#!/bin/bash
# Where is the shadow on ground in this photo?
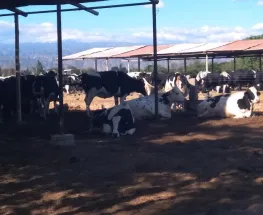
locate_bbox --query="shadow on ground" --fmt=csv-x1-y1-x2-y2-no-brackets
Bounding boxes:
1,111,263,214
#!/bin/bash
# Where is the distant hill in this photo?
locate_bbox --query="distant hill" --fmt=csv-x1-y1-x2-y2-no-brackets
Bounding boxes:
0,40,147,70
0,39,230,71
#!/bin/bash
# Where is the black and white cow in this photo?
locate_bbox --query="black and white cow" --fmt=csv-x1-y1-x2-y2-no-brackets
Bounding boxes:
197,86,260,119
63,74,81,94
196,71,231,95
228,69,256,90
78,71,147,115
164,72,191,111
253,70,263,90
32,71,59,119
91,102,136,138
124,84,186,120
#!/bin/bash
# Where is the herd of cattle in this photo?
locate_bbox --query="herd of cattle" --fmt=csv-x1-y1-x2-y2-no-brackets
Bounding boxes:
0,69,261,138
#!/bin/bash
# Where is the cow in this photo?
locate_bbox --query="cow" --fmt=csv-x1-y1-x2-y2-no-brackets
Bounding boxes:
228,69,256,91
141,72,190,112
196,71,231,95
63,75,81,94
254,70,263,90
32,71,59,119
164,72,191,111
124,85,186,120
197,86,260,119
91,102,136,138
78,71,147,116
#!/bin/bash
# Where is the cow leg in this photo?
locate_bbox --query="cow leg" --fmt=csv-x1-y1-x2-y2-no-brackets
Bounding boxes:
233,115,246,119
111,115,121,138
114,96,119,106
65,85,69,94
44,96,51,119
102,123,112,135
216,86,220,94
84,89,96,116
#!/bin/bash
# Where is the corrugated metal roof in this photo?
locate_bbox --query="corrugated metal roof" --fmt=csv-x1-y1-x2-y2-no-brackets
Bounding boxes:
80,45,146,59
180,42,230,54
112,45,173,58
157,43,205,55
208,39,263,52
62,47,112,60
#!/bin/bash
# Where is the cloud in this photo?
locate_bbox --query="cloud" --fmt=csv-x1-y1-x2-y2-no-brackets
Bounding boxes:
252,23,263,30
144,0,164,8
257,0,263,5
0,20,262,45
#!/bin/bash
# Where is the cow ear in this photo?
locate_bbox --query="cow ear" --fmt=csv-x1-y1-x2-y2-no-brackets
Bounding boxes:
243,92,250,107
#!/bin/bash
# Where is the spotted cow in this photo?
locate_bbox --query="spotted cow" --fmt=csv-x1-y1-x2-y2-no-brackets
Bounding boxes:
91,102,136,138
79,71,147,115
125,85,186,120
197,86,260,119
164,72,191,111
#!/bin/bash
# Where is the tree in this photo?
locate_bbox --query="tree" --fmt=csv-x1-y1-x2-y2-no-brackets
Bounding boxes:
35,60,44,75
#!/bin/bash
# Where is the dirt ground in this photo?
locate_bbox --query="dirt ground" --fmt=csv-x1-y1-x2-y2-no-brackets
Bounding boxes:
1,91,263,215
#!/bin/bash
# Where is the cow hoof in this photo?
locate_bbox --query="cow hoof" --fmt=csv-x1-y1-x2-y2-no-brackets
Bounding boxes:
112,133,120,138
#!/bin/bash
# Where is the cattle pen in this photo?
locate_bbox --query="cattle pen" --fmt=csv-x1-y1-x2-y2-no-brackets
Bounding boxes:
2,1,263,215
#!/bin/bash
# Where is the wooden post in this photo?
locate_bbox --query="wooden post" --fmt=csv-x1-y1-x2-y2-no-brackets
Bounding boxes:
57,4,64,134
138,57,141,72
206,54,209,72
184,58,187,73
152,1,158,118
15,13,22,123
127,60,130,73
94,58,98,72
187,78,198,112
212,58,214,72
106,58,109,71
260,55,262,71
234,57,236,71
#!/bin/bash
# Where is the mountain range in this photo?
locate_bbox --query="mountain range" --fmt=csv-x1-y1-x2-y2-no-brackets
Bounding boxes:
0,39,229,71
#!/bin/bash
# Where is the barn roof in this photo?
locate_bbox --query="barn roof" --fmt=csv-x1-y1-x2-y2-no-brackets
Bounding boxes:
79,45,146,59
157,43,205,55
180,42,229,54
246,43,263,51
62,39,263,61
112,45,173,58
62,47,112,60
208,39,263,52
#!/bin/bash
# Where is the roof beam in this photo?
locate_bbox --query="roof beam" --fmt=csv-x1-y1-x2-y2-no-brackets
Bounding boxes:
149,0,159,3
7,8,28,17
67,0,99,16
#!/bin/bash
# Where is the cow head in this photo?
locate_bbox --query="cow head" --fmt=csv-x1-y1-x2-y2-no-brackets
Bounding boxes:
246,86,261,104
32,76,45,96
136,79,148,96
162,85,186,105
46,70,57,77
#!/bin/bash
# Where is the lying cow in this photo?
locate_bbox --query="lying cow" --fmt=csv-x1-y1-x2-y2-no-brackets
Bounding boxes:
91,102,136,138
164,72,190,111
79,71,147,116
197,86,260,119
125,85,186,120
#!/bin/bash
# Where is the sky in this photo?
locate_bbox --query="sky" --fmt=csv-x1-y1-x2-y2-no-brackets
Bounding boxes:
0,0,263,44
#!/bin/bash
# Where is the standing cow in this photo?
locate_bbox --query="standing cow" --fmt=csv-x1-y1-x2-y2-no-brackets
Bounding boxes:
78,71,147,116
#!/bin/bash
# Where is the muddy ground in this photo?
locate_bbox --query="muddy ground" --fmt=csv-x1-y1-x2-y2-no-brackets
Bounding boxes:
0,92,263,215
